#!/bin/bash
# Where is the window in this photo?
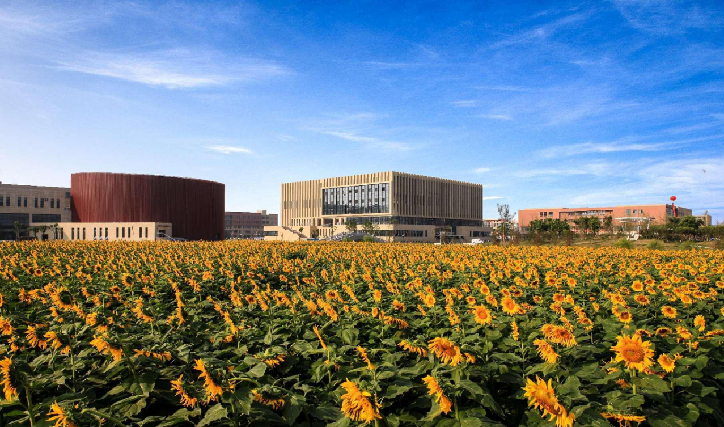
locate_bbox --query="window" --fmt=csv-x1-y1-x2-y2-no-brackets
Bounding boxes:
549,212,553,216
105,228,108,238
56,199,60,209
82,228,86,240
23,197,27,207
127,227,131,238
539,212,543,217
50,199,54,208
71,228,74,240
322,183,390,215
40,199,44,208
625,209,631,215
0,197,3,207
93,228,97,238
139,226,142,238
122,227,125,238
116,227,119,238
145,227,148,238
34,198,38,208
32,214,61,222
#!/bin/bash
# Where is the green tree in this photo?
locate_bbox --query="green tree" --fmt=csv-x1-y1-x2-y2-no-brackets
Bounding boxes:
362,221,378,237
345,220,358,233
13,221,23,241
603,215,613,236
573,216,590,237
496,204,516,242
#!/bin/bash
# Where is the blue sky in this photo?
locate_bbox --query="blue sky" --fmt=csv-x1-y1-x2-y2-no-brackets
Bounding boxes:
1,1,723,222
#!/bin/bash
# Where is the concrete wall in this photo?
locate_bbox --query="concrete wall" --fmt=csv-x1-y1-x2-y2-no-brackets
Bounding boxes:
31,222,172,241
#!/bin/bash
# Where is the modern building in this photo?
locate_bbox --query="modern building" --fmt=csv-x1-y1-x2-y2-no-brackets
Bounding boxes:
225,210,278,239
1,172,224,241
518,204,693,233
695,211,712,227
483,218,518,231
264,171,492,243
0,182,72,240
71,173,225,240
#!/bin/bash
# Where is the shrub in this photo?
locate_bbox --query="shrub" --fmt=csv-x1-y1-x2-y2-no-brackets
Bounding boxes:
362,234,376,243
715,239,724,250
613,238,633,249
646,240,665,250
679,240,697,251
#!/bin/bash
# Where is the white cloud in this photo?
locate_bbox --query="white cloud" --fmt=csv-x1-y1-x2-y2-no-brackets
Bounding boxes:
450,100,478,107
478,114,513,121
206,145,253,154
321,131,411,151
515,162,611,178
538,135,724,158
473,167,492,173
56,50,289,89
483,196,503,201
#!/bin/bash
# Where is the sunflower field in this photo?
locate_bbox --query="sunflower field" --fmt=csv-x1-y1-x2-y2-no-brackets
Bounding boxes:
0,241,723,427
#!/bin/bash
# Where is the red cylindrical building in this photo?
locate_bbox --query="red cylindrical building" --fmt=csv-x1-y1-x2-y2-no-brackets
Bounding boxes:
71,173,225,241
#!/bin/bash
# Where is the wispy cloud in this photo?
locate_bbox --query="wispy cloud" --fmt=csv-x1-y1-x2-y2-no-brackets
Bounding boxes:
206,145,253,154
450,100,478,107
56,50,289,89
483,196,503,201
491,11,592,47
515,162,611,178
612,0,723,35
538,134,724,158
321,131,411,151
478,114,513,121
473,167,492,173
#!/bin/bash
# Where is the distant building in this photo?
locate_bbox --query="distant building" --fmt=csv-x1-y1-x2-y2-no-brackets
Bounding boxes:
518,204,693,233
694,211,712,226
264,171,492,243
0,182,71,240
225,210,278,239
483,218,518,231
1,172,225,241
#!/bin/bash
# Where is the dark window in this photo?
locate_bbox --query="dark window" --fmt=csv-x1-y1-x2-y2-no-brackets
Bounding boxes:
128,227,131,238
0,213,30,240
56,199,60,209
17,197,21,207
34,198,38,208
138,226,142,238
65,192,70,198
145,227,148,238
322,182,390,215
40,199,44,208
82,228,86,240
31,214,61,222
50,199,54,208
71,228,74,240
93,228,96,238
122,227,125,238
23,197,27,207
116,227,119,238
105,228,108,238
0,197,3,207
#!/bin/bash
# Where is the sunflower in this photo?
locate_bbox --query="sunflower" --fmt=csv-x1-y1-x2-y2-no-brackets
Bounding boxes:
313,326,327,351
534,339,559,364
47,401,75,427
428,337,464,366
661,306,677,319
357,346,375,371
170,375,197,408
423,376,452,414
340,379,381,423
193,359,223,403
611,334,654,372
501,296,519,315
600,412,646,427
0,357,17,401
473,305,492,325
657,354,676,373
522,376,575,427
398,340,428,357
694,315,705,332
656,327,672,337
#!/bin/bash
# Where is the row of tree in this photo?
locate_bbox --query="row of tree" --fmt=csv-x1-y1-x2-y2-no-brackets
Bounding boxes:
641,216,723,241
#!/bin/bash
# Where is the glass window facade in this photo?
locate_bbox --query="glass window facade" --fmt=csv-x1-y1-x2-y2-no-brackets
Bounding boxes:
31,214,62,223
0,213,30,240
322,183,389,215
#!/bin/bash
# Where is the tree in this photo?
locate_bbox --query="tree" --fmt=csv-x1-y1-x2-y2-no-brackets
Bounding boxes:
573,217,589,237
496,204,516,242
589,217,601,236
603,216,613,236
362,221,378,237
387,218,399,243
345,220,358,233
13,221,23,241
